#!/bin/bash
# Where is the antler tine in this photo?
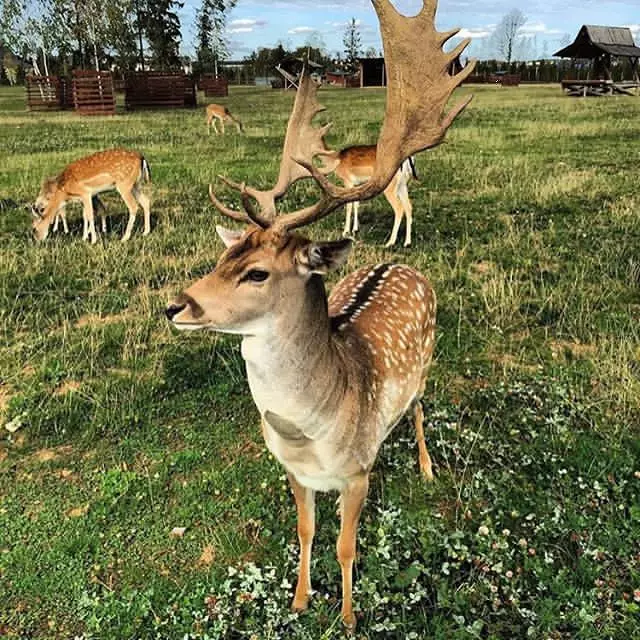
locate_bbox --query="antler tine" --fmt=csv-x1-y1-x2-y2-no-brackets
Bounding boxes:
213,178,271,228
210,66,335,224
209,183,268,227
272,0,476,232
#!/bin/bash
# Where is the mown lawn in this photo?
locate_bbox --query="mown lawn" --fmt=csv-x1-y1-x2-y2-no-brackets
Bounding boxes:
1,83,639,639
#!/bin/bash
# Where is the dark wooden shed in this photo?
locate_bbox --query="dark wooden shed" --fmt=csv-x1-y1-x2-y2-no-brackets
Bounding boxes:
358,58,386,87
554,25,640,95
358,54,466,88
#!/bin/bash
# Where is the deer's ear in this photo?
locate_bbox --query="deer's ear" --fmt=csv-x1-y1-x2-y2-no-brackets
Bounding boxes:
216,225,244,248
295,239,353,275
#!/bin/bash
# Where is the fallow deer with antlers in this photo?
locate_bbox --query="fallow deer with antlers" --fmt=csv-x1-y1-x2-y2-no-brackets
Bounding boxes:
167,0,474,628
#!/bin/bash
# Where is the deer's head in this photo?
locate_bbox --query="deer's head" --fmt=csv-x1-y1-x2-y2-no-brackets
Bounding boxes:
32,176,59,241
166,225,352,335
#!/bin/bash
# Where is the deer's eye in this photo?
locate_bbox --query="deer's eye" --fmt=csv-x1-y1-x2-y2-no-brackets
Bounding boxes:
241,269,269,283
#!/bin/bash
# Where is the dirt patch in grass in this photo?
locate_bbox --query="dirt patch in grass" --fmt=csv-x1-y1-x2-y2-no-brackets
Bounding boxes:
53,381,82,396
32,445,74,463
66,504,89,518
549,340,597,360
197,545,216,568
0,384,11,419
75,313,123,328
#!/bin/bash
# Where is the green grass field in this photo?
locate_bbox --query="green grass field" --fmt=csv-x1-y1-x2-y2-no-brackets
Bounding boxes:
1,84,639,639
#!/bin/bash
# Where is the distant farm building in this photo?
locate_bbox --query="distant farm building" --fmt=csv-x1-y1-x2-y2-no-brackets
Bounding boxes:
554,25,640,96
325,70,359,88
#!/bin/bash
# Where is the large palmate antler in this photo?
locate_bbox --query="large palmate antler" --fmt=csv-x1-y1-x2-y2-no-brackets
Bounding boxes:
210,0,476,233
209,67,333,227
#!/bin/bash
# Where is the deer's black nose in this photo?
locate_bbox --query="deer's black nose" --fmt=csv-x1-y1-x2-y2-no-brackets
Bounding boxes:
165,303,187,321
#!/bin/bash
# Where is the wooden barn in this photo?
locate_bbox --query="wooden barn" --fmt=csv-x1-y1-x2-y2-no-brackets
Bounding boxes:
554,25,640,96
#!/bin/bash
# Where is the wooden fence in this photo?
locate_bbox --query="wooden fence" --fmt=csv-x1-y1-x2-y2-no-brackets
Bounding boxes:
200,75,229,97
72,70,116,115
464,74,521,86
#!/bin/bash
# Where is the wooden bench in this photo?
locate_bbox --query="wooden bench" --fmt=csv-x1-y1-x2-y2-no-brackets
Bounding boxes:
561,79,639,96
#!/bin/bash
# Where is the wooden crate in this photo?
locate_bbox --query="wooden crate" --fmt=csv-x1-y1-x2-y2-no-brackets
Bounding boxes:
72,70,116,115
125,72,187,109
26,76,64,111
200,75,229,97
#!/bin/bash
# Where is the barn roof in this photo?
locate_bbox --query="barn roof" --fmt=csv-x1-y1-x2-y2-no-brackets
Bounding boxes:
554,25,640,59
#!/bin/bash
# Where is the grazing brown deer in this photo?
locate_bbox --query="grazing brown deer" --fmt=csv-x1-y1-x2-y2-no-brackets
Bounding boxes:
206,103,244,135
167,0,474,628
32,149,151,244
319,144,418,247
49,195,108,236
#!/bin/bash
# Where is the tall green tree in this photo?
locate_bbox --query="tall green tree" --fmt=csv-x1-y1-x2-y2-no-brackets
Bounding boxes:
194,0,236,76
142,0,183,69
342,17,361,72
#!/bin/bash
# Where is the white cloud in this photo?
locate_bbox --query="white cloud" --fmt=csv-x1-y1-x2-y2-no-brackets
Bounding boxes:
518,21,563,36
456,27,492,39
288,26,317,34
228,27,254,33
229,18,267,28
327,19,362,28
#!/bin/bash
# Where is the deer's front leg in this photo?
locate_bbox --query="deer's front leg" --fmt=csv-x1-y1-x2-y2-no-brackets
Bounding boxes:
337,473,369,629
288,473,315,612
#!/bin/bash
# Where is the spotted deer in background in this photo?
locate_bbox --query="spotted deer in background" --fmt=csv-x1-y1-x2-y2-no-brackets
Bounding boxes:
319,144,419,247
32,148,151,244
167,0,475,629
206,103,244,135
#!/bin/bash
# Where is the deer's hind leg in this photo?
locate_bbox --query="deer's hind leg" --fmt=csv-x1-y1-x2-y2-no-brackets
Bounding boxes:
117,184,140,242
397,176,413,247
132,185,151,236
383,174,405,247
413,394,433,481
337,474,369,630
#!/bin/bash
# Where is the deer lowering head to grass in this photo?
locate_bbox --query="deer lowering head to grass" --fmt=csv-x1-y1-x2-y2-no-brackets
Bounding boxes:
32,149,151,244
167,0,474,628
206,103,244,135
48,195,108,236
320,144,419,247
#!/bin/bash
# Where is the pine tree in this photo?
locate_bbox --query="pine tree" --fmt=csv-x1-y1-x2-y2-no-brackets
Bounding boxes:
142,0,183,69
343,18,361,73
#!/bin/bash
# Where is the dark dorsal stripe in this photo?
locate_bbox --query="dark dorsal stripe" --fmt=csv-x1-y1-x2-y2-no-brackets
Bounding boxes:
330,263,392,331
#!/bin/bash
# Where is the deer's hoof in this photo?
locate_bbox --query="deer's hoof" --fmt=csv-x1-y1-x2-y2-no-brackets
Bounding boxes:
342,611,357,632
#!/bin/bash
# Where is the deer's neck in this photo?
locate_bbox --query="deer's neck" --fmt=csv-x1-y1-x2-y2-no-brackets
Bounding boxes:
241,275,359,437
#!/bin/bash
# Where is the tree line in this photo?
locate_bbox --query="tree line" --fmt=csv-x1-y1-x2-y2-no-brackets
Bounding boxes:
0,0,236,78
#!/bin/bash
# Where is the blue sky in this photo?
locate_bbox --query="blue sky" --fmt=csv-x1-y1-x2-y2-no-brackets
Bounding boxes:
179,0,640,60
